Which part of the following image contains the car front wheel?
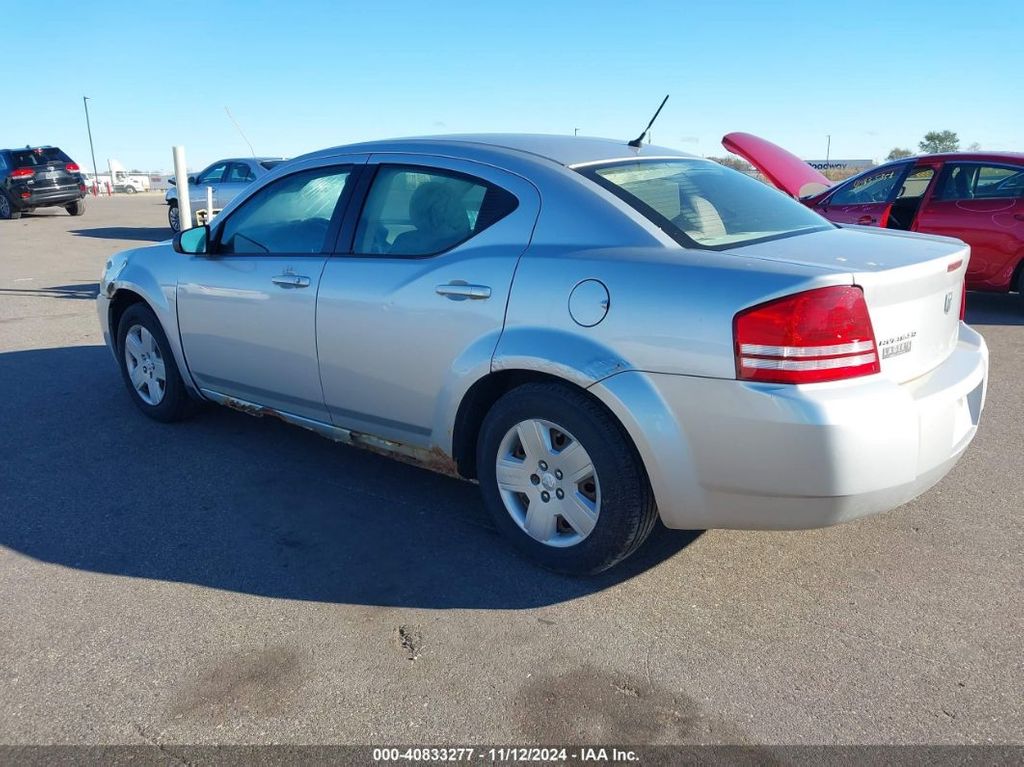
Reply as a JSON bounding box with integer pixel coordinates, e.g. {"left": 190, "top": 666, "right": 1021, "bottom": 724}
{"left": 476, "top": 382, "right": 658, "bottom": 574}
{"left": 116, "top": 303, "right": 193, "bottom": 422}
{"left": 167, "top": 202, "right": 179, "bottom": 232}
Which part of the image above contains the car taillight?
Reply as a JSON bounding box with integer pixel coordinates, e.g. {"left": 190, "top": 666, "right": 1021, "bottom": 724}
{"left": 66, "top": 162, "right": 80, "bottom": 173}
{"left": 734, "top": 285, "right": 881, "bottom": 384}
{"left": 10, "top": 167, "right": 34, "bottom": 179}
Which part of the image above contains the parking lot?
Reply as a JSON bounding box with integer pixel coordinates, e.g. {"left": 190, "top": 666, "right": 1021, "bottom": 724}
{"left": 0, "top": 193, "right": 1021, "bottom": 745}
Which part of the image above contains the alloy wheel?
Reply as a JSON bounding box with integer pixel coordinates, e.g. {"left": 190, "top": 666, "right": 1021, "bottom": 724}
{"left": 495, "top": 418, "right": 600, "bottom": 547}
{"left": 123, "top": 324, "right": 167, "bottom": 406}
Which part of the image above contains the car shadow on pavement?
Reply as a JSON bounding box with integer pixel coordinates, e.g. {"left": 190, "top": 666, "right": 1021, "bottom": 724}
{"left": 0, "top": 345, "right": 701, "bottom": 609}
{"left": 965, "top": 292, "right": 1024, "bottom": 326}
{"left": 0, "top": 282, "right": 99, "bottom": 300}
{"left": 70, "top": 226, "right": 170, "bottom": 242}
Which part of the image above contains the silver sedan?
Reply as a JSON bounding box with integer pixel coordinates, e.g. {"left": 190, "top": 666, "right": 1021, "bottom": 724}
{"left": 98, "top": 135, "right": 988, "bottom": 573}
{"left": 165, "top": 156, "right": 286, "bottom": 232}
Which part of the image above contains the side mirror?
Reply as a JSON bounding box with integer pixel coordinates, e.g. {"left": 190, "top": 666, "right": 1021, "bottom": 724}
{"left": 173, "top": 225, "right": 210, "bottom": 255}
{"left": 188, "top": 175, "right": 197, "bottom": 184}
{"left": 167, "top": 178, "right": 176, "bottom": 186}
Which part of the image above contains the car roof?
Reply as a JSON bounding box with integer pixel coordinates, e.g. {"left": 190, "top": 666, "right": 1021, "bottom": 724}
{"left": 301, "top": 133, "right": 694, "bottom": 168}
{"left": 1, "top": 145, "right": 60, "bottom": 152}
{"left": 899, "top": 151, "right": 1024, "bottom": 165}
{"left": 221, "top": 157, "right": 286, "bottom": 163}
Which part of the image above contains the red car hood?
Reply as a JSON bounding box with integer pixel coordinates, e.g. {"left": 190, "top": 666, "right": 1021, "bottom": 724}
{"left": 722, "top": 132, "right": 833, "bottom": 199}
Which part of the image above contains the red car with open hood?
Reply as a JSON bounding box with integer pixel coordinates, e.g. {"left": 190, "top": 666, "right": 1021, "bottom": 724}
{"left": 724, "top": 132, "right": 1024, "bottom": 297}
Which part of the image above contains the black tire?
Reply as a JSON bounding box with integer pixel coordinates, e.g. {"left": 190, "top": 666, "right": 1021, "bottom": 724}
{"left": 167, "top": 201, "right": 180, "bottom": 233}
{"left": 123, "top": 186, "right": 136, "bottom": 194}
{"left": 66, "top": 198, "right": 86, "bottom": 216}
{"left": 116, "top": 303, "right": 194, "bottom": 422}
{"left": 0, "top": 193, "right": 21, "bottom": 220}
{"left": 476, "top": 382, "right": 658, "bottom": 575}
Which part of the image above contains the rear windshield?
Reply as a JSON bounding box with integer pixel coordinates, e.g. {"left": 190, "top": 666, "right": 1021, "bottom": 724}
{"left": 580, "top": 159, "right": 832, "bottom": 249}
{"left": 260, "top": 160, "right": 285, "bottom": 170}
{"left": 11, "top": 147, "right": 73, "bottom": 167}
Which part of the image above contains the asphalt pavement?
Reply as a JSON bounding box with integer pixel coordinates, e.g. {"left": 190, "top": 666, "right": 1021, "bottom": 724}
{"left": 0, "top": 194, "right": 1021, "bottom": 745}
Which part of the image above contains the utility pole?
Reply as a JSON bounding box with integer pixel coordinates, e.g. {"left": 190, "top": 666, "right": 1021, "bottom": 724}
{"left": 825, "top": 134, "right": 831, "bottom": 169}
{"left": 83, "top": 97, "right": 100, "bottom": 196}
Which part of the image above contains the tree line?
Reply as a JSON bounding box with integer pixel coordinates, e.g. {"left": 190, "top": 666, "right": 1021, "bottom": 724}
{"left": 886, "top": 130, "right": 981, "bottom": 161}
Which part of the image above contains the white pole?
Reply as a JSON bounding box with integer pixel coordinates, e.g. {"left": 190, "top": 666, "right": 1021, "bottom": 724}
{"left": 172, "top": 145, "right": 191, "bottom": 230}
{"left": 206, "top": 186, "right": 214, "bottom": 224}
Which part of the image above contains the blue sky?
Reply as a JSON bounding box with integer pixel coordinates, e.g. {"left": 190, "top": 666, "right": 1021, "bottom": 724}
{"left": 5, "top": 0, "right": 1020, "bottom": 172}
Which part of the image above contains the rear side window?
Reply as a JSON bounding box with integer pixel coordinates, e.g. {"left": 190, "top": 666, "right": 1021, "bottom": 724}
{"left": 828, "top": 166, "right": 906, "bottom": 206}
{"left": 353, "top": 166, "right": 518, "bottom": 256}
{"left": 227, "top": 162, "right": 256, "bottom": 183}
{"left": 260, "top": 160, "right": 285, "bottom": 171}
{"left": 581, "top": 159, "right": 830, "bottom": 249}
{"left": 936, "top": 163, "right": 1024, "bottom": 200}
{"left": 11, "top": 147, "right": 72, "bottom": 167}
{"left": 216, "top": 167, "right": 351, "bottom": 254}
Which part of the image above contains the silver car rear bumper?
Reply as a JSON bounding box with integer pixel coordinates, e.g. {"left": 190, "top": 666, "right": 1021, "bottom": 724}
{"left": 590, "top": 322, "right": 988, "bottom": 530}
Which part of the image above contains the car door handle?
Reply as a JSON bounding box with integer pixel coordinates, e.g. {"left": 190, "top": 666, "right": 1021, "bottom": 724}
{"left": 271, "top": 274, "right": 311, "bottom": 288}
{"left": 857, "top": 215, "right": 877, "bottom": 225}
{"left": 435, "top": 283, "right": 491, "bottom": 300}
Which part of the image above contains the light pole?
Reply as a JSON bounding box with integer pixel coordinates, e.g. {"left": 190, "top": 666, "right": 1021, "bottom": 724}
{"left": 825, "top": 134, "right": 831, "bottom": 170}
{"left": 83, "top": 96, "right": 100, "bottom": 196}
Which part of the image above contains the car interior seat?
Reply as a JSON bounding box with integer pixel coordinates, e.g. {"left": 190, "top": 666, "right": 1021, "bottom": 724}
{"left": 675, "top": 195, "right": 727, "bottom": 240}
{"left": 391, "top": 182, "right": 470, "bottom": 255}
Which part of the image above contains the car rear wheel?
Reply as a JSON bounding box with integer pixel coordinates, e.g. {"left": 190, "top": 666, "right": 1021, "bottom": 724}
{"left": 0, "top": 193, "right": 21, "bottom": 220}
{"left": 123, "top": 186, "right": 136, "bottom": 194}
{"left": 66, "top": 199, "right": 85, "bottom": 216}
{"left": 116, "top": 303, "right": 193, "bottom": 422}
{"left": 476, "top": 382, "right": 658, "bottom": 574}
{"left": 167, "top": 202, "right": 180, "bottom": 233}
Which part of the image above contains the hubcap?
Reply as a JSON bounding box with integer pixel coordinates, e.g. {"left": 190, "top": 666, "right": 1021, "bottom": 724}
{"left": 495, "top": 419, "right": 600, "bottom": 547}
{"left": 123, "top": 324, "right": 167, "bottom": 406}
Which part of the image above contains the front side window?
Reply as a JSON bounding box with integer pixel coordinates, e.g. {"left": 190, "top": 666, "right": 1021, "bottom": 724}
{"left": 828, "top": 165, "right": 907, "bottom": 206}
{"left": 216, "top": 166, "right": 351, "bottom": 254}
{"left": 196, "top": 163, "right": 228, "bottom": 185}
{"left": 353, "top": 166, "right": 518, "bottom": 256}
{"left": 581, "top": 159, "right": 830, "bottom": 249}
{"left": 896, "top": 167, "right": 935, "bottom": 200}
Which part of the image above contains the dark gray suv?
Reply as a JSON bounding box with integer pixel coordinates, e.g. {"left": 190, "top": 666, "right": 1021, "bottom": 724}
{"left": 0, "top": 146, "right": 87, "bottom": 220}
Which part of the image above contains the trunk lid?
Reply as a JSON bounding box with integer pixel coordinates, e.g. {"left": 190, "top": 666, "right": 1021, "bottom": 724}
{"left": 722, "top": 132, "right": 832, "bottom": 199}
{"left": 733, "top": 226, "right": 968, "bottom": 383}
